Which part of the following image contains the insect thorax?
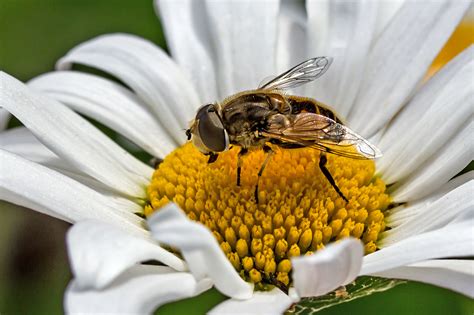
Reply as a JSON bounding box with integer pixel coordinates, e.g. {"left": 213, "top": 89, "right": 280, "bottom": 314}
{"left": 220, "top": 91, "right": 279, "bottom": 147}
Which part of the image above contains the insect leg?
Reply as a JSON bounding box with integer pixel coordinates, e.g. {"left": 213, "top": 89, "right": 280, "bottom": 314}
{"left": 319, "top": 153, "right": 349, "bottom": 202}
{"left": 207, "top": 152, "right": 219, "bottom": 164}
{"left": 149, "top": 157, "right": 163, "bottom": 168}
{"left": 185, "top": 129, "right": 192, "bottom": 140}
{"left": 237, "top": 148, "right": 248, "bottom": 186}
{"left": 255, "top": 145, "right": 274, "bottom": 203}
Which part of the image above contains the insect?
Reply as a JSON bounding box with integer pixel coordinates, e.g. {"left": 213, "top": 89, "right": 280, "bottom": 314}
{"left": 267, "top": 272, "right": 289, "bottom": 295}
{"left": 186, "top": 57, "right": 382, "bottom": 203}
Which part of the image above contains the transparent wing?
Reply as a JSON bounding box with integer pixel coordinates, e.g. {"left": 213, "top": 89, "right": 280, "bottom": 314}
{"left": 258, "top": 57, "right": 333, "bottom": 91}
{"left": 264, "top": 113, "right": 382, "bottom": 159}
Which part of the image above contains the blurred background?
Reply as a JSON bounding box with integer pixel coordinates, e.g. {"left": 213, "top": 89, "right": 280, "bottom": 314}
{"left": 0, "top": 0, "right": 473, "bottom": 314}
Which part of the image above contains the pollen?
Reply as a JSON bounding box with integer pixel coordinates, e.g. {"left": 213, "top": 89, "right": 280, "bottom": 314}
{"left": 145, "top": 143, "right": 390, "bottom": 289}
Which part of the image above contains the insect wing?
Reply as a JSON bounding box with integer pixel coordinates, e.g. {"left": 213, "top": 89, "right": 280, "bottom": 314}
{"left": 258, "top": 57, "right": 333, "bottom": 91}
{"left": 264, "top": 113, "right": 382, "bottom": 159}
{"left": 329, "top": 127, "right": 382, "bottom": 159}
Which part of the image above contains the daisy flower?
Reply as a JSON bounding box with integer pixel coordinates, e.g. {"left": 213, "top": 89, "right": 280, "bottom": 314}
{"left": 1, "top": 0, "right": 473, "bottom": 313}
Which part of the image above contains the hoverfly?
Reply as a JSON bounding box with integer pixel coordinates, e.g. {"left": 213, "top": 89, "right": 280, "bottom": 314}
{"left": 186, "top": 57, "right": 381, "bottom": 203}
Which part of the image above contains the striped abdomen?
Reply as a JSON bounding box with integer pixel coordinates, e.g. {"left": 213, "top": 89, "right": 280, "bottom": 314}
{"left": 287, "top": 96, "right": 344, "bottom": 124}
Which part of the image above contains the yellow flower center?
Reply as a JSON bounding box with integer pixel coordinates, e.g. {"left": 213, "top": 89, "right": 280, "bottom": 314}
{"left": 145, "top": 143, "right": 390, "bottom": 289}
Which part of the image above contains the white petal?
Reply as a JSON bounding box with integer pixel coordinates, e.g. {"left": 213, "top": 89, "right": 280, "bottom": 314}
{"left": 390, "top": 120, "right": 473, "bottom": 202}
{"left": 56, "top": 33, "right": 200, "bottom": 143}
{"left": 2, "top": 143, "right": 118, "bottom": 201}
{"left": 373, "top": 0, "right": 405, "bottom": 39}
{"left": 67, "top": 220, "right": 186, "bottom": 289}
{"left": 156, "top": 0, "right": 218, "bottom": 103}
{"left": 28, "top": 71, "right": 175, "bottom": 158}
{"left": 291, "top": 238, "right": 364, "bottom": 297}
{"left": 1, "top": 71, "right": 152, "bottom": 198}
{"left": 348, "top": 0, "right": 470, "bottom": 137}
{"left": 377, "top": 45, "right": 474, "bottom": 184}
{"left": 0, "top": 126, "right": 37, "bottom": 144}
{"left": 371, "top": 259, "right": 474, "bottom": 298}
{"left": 204, "top": 0, "right": 279, "bottom": 97}
{"left": 361, "top": 215, "right": 474, "bottom": 275}
{"left": 65, "top": 265, "right": 212, "bottom": 315}
{"left": 208, "top": 288, "right": 293, "bottom": 315}
{"left": 277, "top": 0, "right": 307, "bottom": 74}
{"left": 386, "top": 172, "right": 474, "bottom": 228}
{"left": 0, "top": 108, "right": 10, "bottom": 130}
{"left": 0, "top": 149, "right": 146, "bottom": 237}
{"left": 1, "top": 188, "right": 70, "bottom": 222}
{"left": 421, "top": 171, "right": 474, "bottom": 206}
{"left": 147, "top": 203, "right": 254, "bottom": 299}
{"left": 390, "top": 170, "right": 474, "bottom": 226}
{"left": 0, "top": 127, "right": 66, "bottom": 169}
{"left": 382, "top": 180, "right": 473, "bottom": 246}
{"left": 306, "top": 0, "right": 378, "bottom": 119}
{"left": 0, "top": 128, "right": 142, "bottom": 212}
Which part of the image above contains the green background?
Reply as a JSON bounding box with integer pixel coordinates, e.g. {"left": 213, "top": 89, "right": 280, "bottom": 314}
{"left": 0, "top": 0, "right": 472, "bottom": 314}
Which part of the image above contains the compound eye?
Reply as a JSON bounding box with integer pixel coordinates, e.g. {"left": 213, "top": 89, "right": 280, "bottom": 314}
{"left": 196, "top": 104, "right": 228, "bottom": 152}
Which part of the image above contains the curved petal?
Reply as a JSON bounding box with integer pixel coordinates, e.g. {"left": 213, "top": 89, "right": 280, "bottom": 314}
{"left": 390, "top": 119, "right": 473, "bottom": 202}
{"left": 147, "top": 203, "right": 254, "bottom": 299}
{"left": 1, "top": 71, "right": 152, "bottom": 198}
{"left": 421, "top": 171, "right": 474, "bottom": 206}
{"left": 361, "top": 213, "right": 474, "bottom": 275}
{"left": 377, "top": 45, "right": 474, "bottom": 184}
{"left": 0, "top": 149, "right": 146, "bottom": 238}
{"left": 306, "top": 0, "right": 378, "bottom": 119}
{"left": 208, "top": 288, "right": 294, "bottom": 315}
{"left": 1, "top": 141, "right": 116, "bottom": 198}
{"left": 0, "top": 126, "right": 39, "bottom": 144}
{"left": 56, "top": 33, "right": 200, "bottom": 143}
{"left": 65, "top": 265, "right": 213, "bottom": 314}
{"left": 373, "top": 0, "right": 405, "bottom": 39}
{"left": 155, "top": 0, "right": 218, "bottom": 103}
{"left": 382, "top": 180, "right": 473, "bottom": 246}
{"left": 204, "top": 0, "right": 279, "bottom": 96}
{"left": 291, "top": 238, "right": 364, "bottom": 298}
{"left": 371, "top": 259, "right": 474, "bottom": 298}
{"left": 1, "top": 188, "right": 70, "bottom": 222}
{"left": 67, "top": 220, "right": 186, "bottom": 289}
{"left": 348, "top": 0, "right": 470, "bottom": 137}
{"left": 0, "top": 108, "right": 10, "bottom": 130}
{"left": 0, "top": 128, "right": 142, "bottom": 212}
{"left": 386, "top": 172, "right": 474, "bottom": 228}
{"left": 28, "top": 71, "right": 175, "bottom": 158}
{"left": 0, "top": 127, "right": 66, "bottom": 169}
{"left": 277, "top": 0, "right": 307, "bottom": 75}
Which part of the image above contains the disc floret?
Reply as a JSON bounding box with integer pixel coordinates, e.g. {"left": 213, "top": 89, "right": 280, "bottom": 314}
{"left": 145, "top": 143, "right": 390, "bottom": 288}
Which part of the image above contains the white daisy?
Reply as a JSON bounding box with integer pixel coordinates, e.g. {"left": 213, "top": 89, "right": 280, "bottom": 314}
{"left": 1, "top": 0, "right": 473, "bottom": 314}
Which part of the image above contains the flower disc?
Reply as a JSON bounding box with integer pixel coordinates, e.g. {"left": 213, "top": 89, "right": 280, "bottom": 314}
{"left": 146, "top": 143, "right": 390, "bottom": 288}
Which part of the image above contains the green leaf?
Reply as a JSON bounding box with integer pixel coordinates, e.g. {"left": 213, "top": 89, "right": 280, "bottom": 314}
{"left": 155, "top": 288, "right": 227, "bottom": 315}
{"left": 287, "top": 276, "right": 405, "bottom": 314}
